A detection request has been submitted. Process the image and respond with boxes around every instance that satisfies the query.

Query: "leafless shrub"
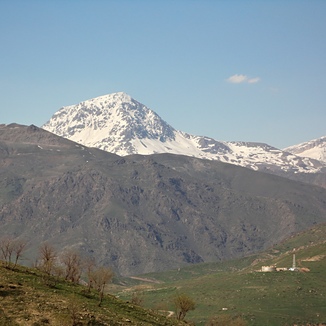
[0,237,27,268]
[60,250,82,284]
[37,243,59,286]
[38,243,57,275]
[131,290,144,306]
[0,237,15,267]
[89,267,113,306]
[12,239,27,268]
[83,256,96,293]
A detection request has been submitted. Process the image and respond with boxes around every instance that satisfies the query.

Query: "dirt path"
[158,310,175,318]
[129,276,161,284]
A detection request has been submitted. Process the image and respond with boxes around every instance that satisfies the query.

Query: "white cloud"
[227,74,260,84]
[227,74,248,83]
[247,77,260,84]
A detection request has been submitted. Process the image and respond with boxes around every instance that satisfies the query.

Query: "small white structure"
[261,266,276,272]
[289,254,299,271]
[293,253,296,269]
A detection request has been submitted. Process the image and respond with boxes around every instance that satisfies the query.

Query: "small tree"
[131,290,144,306]
[90,267,113,306]
[39,243,57,275]
[0,237,27,268]
[12,239,27,268]
[173,293,196,321]
[61,250,82,283]
[84,256,96,293]
[0,237,15,267]
[37,242,60,286]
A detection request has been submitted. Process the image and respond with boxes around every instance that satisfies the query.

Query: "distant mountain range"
[42,92,326,180]
[1,123,326,276]
[1,93,326,276]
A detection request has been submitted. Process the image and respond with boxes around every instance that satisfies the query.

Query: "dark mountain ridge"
[1,124,326,275]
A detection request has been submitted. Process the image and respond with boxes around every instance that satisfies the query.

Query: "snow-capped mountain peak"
[42,92,326,174]
[284,136,326,163]
[43,92,176,155]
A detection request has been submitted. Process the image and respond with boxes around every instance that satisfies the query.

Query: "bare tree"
[0,237,15,267]
[12,239,27,268]
[60,250,82,283]
[90,267,113,306]
[38,242,57,275]
[83,256,96,293]
[173,293,196,321]
[0,237,26,268]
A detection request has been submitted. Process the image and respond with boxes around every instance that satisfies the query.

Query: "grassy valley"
[112,224,326,325]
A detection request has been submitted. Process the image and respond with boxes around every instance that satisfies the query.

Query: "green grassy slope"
[113,224,326,326]
[0,262,185,326]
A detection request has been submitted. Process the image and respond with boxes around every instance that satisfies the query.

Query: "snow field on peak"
[284,136,326,163]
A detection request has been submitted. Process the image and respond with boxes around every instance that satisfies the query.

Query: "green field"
[113,224,326,325]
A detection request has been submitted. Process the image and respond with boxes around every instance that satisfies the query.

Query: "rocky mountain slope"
[42,92,326,178]
[1,124,326,276]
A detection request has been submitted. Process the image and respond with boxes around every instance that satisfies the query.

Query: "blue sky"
[1,0,325,149]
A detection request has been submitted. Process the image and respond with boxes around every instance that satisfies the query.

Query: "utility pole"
[292,253,296,269]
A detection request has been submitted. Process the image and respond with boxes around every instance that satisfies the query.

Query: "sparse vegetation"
[0,236,27,268]
[0,260,185,325]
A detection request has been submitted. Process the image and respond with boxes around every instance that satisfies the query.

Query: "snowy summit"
[284,136,326,163]
[42,92,325,174]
